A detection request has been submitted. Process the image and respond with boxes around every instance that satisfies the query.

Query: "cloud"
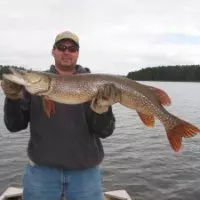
[1,0,200,75]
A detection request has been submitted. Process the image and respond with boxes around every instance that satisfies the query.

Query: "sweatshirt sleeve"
[3,90,30,132]
[85,103,116,138]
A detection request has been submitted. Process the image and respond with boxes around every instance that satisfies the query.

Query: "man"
[1,31,116,200]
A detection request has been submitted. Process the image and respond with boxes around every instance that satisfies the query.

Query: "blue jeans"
[22,162,103,200]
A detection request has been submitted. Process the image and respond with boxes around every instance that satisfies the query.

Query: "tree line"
[0,64,200,82]
[127,65,200,82]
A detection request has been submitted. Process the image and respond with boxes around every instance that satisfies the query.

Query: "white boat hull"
[0,187,133,200]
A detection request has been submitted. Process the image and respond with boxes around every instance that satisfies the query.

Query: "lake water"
[0,81,200,200]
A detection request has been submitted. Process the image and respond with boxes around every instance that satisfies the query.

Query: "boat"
[0,186,133,200]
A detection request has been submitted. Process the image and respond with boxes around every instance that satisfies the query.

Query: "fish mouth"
[2,67,30,86]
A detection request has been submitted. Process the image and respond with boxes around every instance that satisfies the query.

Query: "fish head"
[3,67,51,95]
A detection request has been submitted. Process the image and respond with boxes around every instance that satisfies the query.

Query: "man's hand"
[90,83,121,114]
[1,78,23,100]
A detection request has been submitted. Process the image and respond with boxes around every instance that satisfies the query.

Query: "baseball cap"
[53,31,79,47]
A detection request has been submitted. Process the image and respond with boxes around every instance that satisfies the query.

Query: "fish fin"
[166,121,200,152]
[146,86,171,106]
[42,97,56,118]
[137,112,155,127]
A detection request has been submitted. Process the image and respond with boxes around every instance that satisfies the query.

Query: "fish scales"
[54,74,158,117]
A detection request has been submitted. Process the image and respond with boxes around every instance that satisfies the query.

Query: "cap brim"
[54,38,79,47]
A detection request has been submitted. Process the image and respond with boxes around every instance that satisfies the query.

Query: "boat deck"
[0,187,133,200]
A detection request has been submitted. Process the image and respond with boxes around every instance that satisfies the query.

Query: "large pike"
[2,67,200,152]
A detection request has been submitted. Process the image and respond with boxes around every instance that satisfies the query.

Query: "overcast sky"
[1,0,200,75]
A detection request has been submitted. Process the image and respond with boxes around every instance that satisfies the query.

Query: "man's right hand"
[90,83,121,114]
[1,78,23,100]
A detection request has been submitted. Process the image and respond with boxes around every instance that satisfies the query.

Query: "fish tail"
[164,115,200,152]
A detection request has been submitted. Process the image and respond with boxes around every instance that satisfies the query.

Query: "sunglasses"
[55,44,79,53]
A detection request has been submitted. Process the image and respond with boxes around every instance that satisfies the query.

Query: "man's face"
[52,40,79,70]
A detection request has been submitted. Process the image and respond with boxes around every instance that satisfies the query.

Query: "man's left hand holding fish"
[91,83,121,114]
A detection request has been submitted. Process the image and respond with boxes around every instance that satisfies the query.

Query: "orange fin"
[42,97,56,118]
[146,86,171,106]
[167,134,182,152]
[137,112,155,127]
[167,122,200,152]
